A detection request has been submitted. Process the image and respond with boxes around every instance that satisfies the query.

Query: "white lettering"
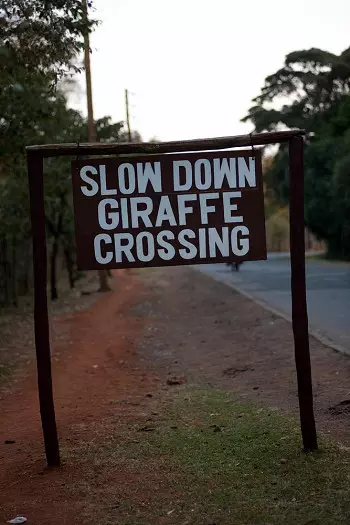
[118,163,136,194]
[94,234,113,264]
[157,230,176,260]
[238,157,256,188]
[120,198,129,228]
[80,165,99,196]
[231,226,249,256]
[136,232,155,262]
[137,162,162,193]
[209,227,230,257]
[199,228,207,258]
[177,194,197,225]
[199,193,219,224]
[130,197,153,228]
[194,159,211,190]
[213,158,236,189]
[98,198,119,230]
[114,233,135,262]
[155,196,177,227]
[173,160,192,191]
[223,191,243,223]
[178,229,197,259]
[99,165,117,195]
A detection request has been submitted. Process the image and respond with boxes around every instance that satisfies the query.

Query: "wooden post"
[82,0,110,292]
[26,129,308,157]
[289,136,318,452]
[27,151,60,467]
[125,88,132,142]
[83,0,96,144]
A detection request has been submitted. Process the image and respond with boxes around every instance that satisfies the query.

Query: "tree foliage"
[0,2,132,305]
[0,0,96,79]
[243,47,350,258]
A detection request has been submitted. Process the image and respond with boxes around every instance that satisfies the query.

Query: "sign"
[71,150,266,269]
[28,131,317,466]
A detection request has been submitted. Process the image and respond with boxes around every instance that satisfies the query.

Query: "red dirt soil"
[0,270,152,525]
[1,266,349,524]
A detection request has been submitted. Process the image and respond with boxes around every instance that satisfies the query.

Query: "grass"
[267,252,350,265]
[63,388,350,525]
[305,252,350,264]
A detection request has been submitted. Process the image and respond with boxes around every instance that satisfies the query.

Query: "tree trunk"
[64,246,75,289]
[11,236,17,307]
[0,237,7,306]
[83,4,111,294]
[2,237,10,306]
[98,269,110,292]
[50,236,59,301]
[19,241,31,296]
[48,195,66,301]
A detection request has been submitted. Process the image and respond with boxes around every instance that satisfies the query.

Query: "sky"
[69,0,350,142]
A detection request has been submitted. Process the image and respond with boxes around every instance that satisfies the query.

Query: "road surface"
[196,254,350,354]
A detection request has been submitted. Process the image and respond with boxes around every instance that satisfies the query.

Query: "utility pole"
[83,0,96,143]
[125,88,132,142]
[83,0,110,292]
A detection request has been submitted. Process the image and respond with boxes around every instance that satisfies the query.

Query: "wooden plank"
[26,129,306,157]
[288,136,318,452]
[27,151,61,467]
[71,150,267,270]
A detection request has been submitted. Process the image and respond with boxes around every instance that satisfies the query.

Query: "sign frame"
[26,130,317,467]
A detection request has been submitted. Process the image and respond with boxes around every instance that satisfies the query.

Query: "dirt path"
[0,270,154,524]
[0,266,349,524]
[139,267,350,444]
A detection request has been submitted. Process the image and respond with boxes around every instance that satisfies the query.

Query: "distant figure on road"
[226,261,242,271]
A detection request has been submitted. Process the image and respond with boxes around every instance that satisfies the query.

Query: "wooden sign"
[27,131,317,468]
[71,151,266,270]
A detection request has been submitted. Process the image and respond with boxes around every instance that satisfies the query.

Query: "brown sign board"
[71,150,267,270]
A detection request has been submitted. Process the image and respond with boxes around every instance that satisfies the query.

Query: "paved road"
[196,254,350,354]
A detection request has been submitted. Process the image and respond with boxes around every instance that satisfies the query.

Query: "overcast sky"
[70,0,350,142]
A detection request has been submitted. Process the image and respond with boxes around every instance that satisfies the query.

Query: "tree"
[243,47,350,258]
[0,1,94,305]
[0,2,145,304]
[43,105,126,300]
[0,76,127,304]
[0,1,96,81]
[242,48,350,133]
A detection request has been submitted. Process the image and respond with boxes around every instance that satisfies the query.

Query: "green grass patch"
[64,389,350,525]
[305,252,327,261]
[305,252,350,264]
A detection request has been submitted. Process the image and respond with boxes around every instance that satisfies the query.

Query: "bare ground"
[138,266,350,445]
[0,265,349,524]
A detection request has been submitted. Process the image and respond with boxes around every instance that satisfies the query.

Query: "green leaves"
[0,1,132,303]
[0,0,97,83]
[243,46,350,259]
[243,48,350,132]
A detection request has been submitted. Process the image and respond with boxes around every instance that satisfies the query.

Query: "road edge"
[193,266,350,357]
